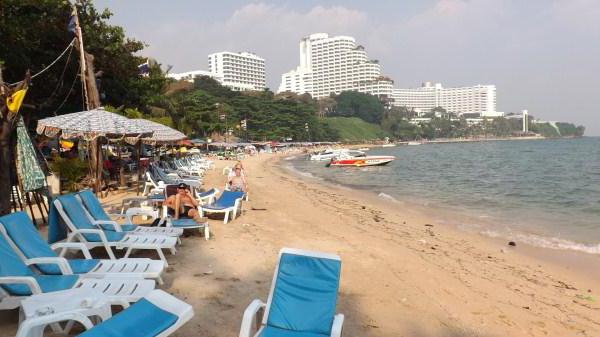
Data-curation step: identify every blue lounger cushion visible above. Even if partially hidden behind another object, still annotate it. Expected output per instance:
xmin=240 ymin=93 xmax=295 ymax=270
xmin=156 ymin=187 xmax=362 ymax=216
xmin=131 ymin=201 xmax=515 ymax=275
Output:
xmin=78 ymin=190 xmax=139 ymax=232
xmin=170 ymin=218 xmax=203 ymax=228
xmin=197 ymin=188 xmax=217 ymax=198
xmin=77 ymin=298 xmax=178 ymax=337
xmin=57 ymin=194 xmax=127 ymax=242
xmin=259 ymin=326 xmax=328 ymax=337
xmin=0 ymin=232 xmax=79 ymax=296
xmin=78 ymin=190 xmax=111 ymax=221
xmin=266 ymin=253 xmax=341 ymax=336
xmin=0 ymin=212 xmax=100 ymax=275
xmin=203 ymin=191 xmax=244 ymax=210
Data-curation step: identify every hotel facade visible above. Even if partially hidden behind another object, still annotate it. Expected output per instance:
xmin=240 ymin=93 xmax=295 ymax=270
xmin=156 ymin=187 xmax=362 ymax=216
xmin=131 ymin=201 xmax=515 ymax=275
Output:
xmin=392 ymin=82 xmax=500 ymax=117
xmin=278 ymin=33 xmax=394 ymax=100
xmin=208 ymin=51 xmax=266 ymax=91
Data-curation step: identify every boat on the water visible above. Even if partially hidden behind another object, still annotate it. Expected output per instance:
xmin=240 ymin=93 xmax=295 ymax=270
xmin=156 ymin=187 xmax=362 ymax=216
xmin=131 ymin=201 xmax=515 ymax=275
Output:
xmin=327 ymin=154 xmax=395 ymax=167
xmin=309 ymin=148 xmax=365 ymax=161
xmin=407 ymin=141 xmax=422 ymax=146
xmin=381 ymin=143 xmax=396 ymax=147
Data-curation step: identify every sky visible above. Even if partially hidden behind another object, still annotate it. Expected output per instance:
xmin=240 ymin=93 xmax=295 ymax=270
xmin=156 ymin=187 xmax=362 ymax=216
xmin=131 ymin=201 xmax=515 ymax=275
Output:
xmin=94 ymin=0 xmax=600 ymax=135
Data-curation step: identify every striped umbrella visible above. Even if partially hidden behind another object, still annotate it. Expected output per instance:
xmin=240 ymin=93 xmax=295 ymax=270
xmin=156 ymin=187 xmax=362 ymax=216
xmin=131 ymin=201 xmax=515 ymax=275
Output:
xmin=36 ymin=107 xmax=152 ymax=140
xmin=128 ymin=119 xmax=186 ymax=145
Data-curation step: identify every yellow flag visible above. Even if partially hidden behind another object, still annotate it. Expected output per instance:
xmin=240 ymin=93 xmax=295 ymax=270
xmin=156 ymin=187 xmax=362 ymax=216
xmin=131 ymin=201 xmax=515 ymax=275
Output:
xmin=7 ymin=89 xmax=27 ymax=113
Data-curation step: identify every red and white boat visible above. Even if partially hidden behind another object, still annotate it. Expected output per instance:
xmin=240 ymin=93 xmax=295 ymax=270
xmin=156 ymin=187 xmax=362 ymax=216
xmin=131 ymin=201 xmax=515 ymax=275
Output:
xmin=327 ymin=154 xmax=395 ymax=167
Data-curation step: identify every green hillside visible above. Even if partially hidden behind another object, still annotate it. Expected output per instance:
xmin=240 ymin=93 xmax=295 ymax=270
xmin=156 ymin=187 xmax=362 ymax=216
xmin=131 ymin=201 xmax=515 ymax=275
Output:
xmin=324 ymin=117 xmax=388 ymax=142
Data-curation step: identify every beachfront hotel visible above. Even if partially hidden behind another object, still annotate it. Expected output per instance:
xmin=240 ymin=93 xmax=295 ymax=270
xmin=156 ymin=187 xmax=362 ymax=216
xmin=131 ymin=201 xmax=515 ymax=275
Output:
xmin=278 ymin=33 xmax=394 ymax=100
xmin=208 ymin=51 xmax=266 ymax=91
xmin=392 ymin=82 xmax=501 ymax=117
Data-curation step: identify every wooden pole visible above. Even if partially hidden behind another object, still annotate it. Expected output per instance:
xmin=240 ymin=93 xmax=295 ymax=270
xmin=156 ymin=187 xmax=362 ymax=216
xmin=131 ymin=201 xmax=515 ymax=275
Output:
xmin=136 ymin=141 xmax=142 ymax=195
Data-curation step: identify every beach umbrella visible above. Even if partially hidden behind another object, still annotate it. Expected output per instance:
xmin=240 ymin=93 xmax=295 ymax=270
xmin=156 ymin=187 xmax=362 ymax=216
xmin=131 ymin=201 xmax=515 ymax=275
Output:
xmin=127 ymin=119 xmax=186 ymax=145
xmin=36 ymin=107 xmax=153 ymax=194
xmin=36 ymin=107 xmax=152 ymax=140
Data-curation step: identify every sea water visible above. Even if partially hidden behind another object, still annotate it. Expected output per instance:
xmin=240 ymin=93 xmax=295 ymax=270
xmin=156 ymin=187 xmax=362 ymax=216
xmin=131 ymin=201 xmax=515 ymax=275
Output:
xmin=290 ymin=138 xmax=600 ymax=254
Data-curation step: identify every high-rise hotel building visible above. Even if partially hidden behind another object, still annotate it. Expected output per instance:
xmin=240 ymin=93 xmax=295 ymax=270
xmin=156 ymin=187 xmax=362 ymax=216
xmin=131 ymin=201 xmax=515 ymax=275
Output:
xmin=392 ymin=82 xmax=499 ymax=117
xmin=278 ymin=33 xmax=394 ymax=100
xmin=208 ymin=51 xmax=266 ymax=91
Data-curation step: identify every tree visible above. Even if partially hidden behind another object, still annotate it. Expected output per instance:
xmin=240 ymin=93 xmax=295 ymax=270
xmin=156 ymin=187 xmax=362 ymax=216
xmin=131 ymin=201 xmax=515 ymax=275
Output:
xmin=331 ymin=91 xmax=385 ymax=124
xmin=0 ymin=69 xmax=30 ymax=215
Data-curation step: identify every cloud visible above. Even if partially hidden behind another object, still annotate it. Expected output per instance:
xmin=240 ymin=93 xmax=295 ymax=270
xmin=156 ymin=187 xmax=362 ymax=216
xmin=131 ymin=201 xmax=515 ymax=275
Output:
xmin=120 ymin=0 xmax=599 ymax=134
xmin=141 ymin=3 xmax=371 ymax=89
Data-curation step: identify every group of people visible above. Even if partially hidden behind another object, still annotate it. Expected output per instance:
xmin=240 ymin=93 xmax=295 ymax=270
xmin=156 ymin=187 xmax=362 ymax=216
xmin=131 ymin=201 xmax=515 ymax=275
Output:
xmin=163 ymin=161 xmax=248 ymax=221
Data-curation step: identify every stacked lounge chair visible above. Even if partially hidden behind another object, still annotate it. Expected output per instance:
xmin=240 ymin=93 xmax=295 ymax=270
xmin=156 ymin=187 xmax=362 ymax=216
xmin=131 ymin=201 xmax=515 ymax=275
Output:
xmin=53 ymin=194 xmax=177 ymax=265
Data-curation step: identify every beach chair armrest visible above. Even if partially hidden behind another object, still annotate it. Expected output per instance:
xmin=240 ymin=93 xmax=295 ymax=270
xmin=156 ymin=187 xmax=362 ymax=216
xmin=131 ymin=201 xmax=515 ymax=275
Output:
xmin=70 ymin=229 xmax=116 ymax=259
xmin=25 ymin=257 xmax=73 ymax=275
xmin=330 ymin=313 xmax=345 ymax=337
xmin=0 ymin=276 xmax=42 ymax=294
xmin=93 ymin=220 xmax=123 ymax=232
xmin=239 ymin=299 xmax=266 ymax=337
xmin=50 ymin=242 xmax=93 ymax=259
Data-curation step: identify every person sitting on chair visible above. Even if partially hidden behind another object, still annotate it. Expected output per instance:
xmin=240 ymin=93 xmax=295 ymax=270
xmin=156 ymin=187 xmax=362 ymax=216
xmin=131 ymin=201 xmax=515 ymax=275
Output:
xmin=164 ymin=183 xmax=204 ymax=222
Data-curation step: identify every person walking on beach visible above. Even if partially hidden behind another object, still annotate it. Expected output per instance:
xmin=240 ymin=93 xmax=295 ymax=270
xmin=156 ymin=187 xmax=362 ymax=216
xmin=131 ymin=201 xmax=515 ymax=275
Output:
xmin=164 ymin=183 xmax=205 ymax=222
xmin=227 ymin=162 xmax=248 ymax=193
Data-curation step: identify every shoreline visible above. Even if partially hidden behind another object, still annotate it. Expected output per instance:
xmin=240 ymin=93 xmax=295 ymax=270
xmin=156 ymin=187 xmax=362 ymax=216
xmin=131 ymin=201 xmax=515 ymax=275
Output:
xmin=280 ymin=154 xmax=600 ymax=278
xmin=0 ymin=153 xmax=598 ymax=337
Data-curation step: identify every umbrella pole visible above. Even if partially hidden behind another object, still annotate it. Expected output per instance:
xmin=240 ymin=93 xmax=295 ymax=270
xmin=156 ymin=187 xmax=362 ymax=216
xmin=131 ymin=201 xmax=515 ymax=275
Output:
xmin=136 ymin=141 xmax=141 ymax=196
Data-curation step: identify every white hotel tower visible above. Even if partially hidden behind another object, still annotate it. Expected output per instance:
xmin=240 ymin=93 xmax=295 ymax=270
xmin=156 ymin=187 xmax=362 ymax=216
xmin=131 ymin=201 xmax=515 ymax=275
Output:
xmin=392 ymin=82 xmax=499 ymax=117
xmin=208 ymin=51 xmax=266 ymax=91
xmin=278 ymin=33 xmax=394 ymax=100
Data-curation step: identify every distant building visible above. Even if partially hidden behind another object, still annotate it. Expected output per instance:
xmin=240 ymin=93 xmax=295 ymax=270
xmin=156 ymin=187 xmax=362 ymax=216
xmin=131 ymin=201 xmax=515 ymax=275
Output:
xmin=392 ymin=82 xmax=500 ymax=117
xmin=278 ymin=33 xmax=394 ymax=100
xmin=208 ymin=51 xmax=266 ymax=91
xmin=167 ymin=70 xmax=222 ymax=83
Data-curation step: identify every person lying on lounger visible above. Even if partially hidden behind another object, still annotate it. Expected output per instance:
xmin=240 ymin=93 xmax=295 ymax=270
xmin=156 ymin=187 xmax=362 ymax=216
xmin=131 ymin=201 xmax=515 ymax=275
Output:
xmin=164 ymin=183 xmax=204 ymax=222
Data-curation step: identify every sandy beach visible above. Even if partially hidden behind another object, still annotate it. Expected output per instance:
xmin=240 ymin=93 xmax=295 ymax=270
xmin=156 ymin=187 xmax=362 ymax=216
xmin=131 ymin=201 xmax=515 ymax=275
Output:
xmin=1 ymin=152 xmax=599 ymax=337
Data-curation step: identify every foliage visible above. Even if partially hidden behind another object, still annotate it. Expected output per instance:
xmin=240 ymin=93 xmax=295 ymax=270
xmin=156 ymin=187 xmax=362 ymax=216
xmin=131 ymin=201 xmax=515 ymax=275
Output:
xmin=0 ymin=0 xmax=159 ymax=120
xmin=49 ymin=157 xmax=88 ymax=191
xmin=556 ymin=123 xmax=585 ymax=137
xmin=331 ymin=91 xmax=385 ymax=124
xmin=324 ymin=117 xmax=386 ymax=142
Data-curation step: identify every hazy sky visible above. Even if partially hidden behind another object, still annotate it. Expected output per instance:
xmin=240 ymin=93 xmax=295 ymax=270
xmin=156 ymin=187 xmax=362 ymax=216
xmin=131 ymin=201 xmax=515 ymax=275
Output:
xmin=94 ymin=0 xmax=600 ymax=135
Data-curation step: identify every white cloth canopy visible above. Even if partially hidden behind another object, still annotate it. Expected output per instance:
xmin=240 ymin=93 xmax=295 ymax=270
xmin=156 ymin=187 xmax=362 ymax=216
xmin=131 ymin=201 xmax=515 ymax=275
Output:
xmin=128 ymin=119 xmax=186 ymax=145
xmin=36 ymin=107 xmax=152 ymax=140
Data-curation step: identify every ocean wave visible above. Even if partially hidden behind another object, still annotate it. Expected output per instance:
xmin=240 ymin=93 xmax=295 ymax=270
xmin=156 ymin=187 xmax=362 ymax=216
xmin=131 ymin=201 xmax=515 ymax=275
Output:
xmin=480 ymin=229 xmax=600 ymax=255
xmin=377 ymin=193 xmax=398 ymax=202
xmin=283 ymin=164 xmax=323 ymax=180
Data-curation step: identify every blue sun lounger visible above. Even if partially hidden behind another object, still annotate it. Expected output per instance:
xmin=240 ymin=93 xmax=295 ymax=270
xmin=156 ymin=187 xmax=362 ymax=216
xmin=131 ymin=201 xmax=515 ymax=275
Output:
xmin=199 ymin=190 xmax=245 ymax=224
xmin=0 ymin=232 xmax=154 ymax=310
xmin=77 ymin=190 xmax=183 ymax=237
xmin=0 ymin=212 xmax=165 ymax=284
xmin=239 ymin=248 xmax=344 ymax=337
xmin=53 ymin=194 xmax=177 ymax=265
xmin=15 ymin=289 xmax=193 ymax=337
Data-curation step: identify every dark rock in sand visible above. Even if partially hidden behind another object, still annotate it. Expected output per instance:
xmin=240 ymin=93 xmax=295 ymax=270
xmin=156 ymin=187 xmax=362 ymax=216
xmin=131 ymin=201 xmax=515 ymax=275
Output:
xmin=508 ymin=241 xmax=517 ymax=247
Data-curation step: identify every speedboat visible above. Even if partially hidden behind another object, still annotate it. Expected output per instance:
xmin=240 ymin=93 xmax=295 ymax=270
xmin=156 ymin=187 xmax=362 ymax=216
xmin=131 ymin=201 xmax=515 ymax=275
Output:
xmin=327 ymin=154 xmax=395 ymax=167
xmin=309 ymin=148 xmax=364 ymax=161
xmin=407 ymin=141 xmax=422 ymax=146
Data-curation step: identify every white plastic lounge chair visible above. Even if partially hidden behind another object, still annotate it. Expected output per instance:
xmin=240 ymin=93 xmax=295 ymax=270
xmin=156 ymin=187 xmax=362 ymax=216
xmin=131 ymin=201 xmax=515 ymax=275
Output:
xmin=0 ymin=212 xmax=166 ymax=284
xmin=16 ymin=289 xmax=194 ymax=337
xmin=77 ymin=190 xmax=183 ymax=237
xmin=0 ymin=233 xmax=154 ymax=310
xmin=54 ymin=194 xmax=177 ymax=266
xmin=239 ymin=248 xmax=344 ymax=337
xmin=195 ymin=187 xmax=219 ymax=205
xmin=199 ymin=190 xmax=245 ymax=224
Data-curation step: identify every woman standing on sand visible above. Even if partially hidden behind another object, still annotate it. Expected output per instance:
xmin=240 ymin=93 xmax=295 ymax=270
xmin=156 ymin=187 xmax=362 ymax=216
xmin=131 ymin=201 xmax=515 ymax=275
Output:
xmin=227 ymin=162 xmax=248 ymax=193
